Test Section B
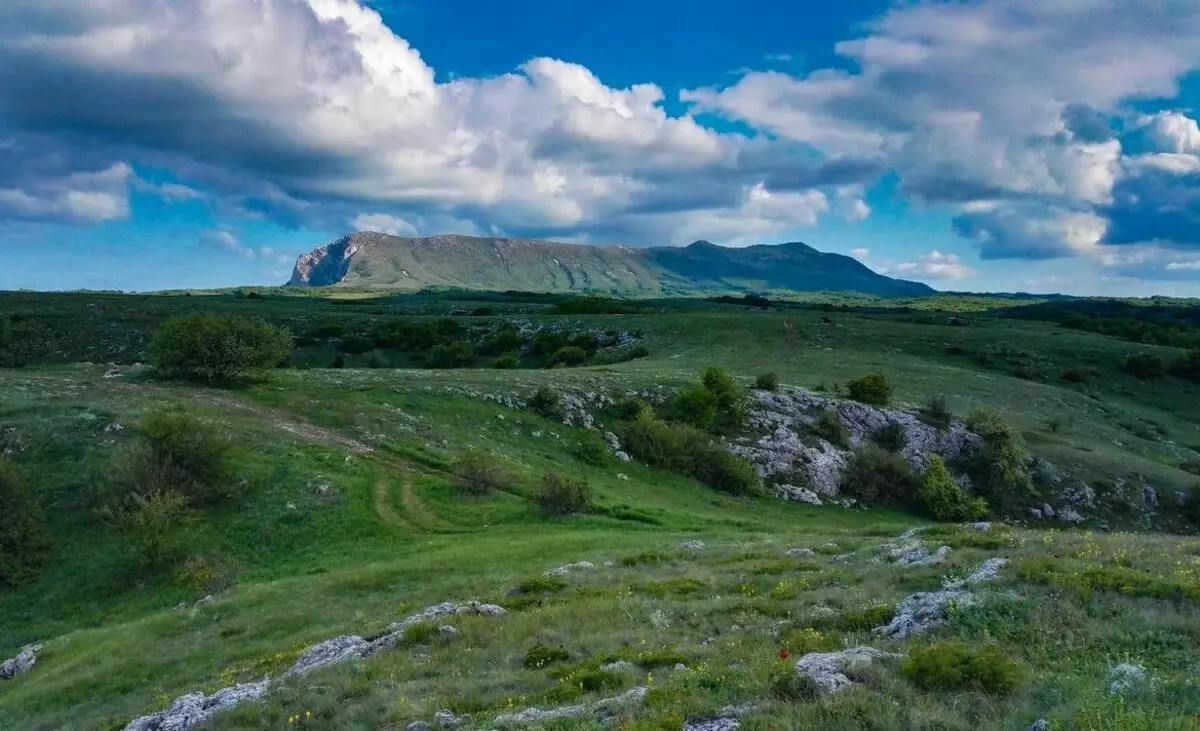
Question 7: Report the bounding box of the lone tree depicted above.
[149,313,292,382]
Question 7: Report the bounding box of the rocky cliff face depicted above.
[288,232,386,286]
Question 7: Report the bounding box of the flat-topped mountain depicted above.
[287,232,934,296]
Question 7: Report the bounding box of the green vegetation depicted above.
[149,313,292,382]
[755,372,780,391]
[846,373,893,406]
[0,462,52,589]
[2,287,1200,730]
[921,456,988,521]
[840,445,920,505]
[533,472,592,516]
[452,453,512,495]
[0,315,54,367]
[900,642,1022,695]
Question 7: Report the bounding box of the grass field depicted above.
[2,290,1200,729]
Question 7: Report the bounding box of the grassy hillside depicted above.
[2,291,1200,729]
[288,234,934,297]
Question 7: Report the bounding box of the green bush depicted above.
[0,315,55,368]
[846,373,892,406]
[667,387,719,431]
[840,444,920,504]
[899,642,1022,695]
[768,666,821,702]
[524,643,570,669]
[755,372,780,391]
[118,410,234,506]
[529,387,565,421]
[0,461,52,589]
[871,422,908,452]
[149,313,292,382]
[964,409,1035,512]
[812,604,895,632]
[478,328,524,357]
[338,334,375,355]
[103,489,191,568]
[549,346,588,367]
[701,366,747,431]
[921,394,953,429]
[493,354,520,369]
[331,354,346,369]
[780,627,841,655]
[620,413,760,496]
[1124,352,1166,380]
[452,453,512,495]
[812,409,849,448]
[534,472,592,516]
[575,432,613,466]
[1171,350,1200,383]
[399,621,444,647]
[921,455,988,521]
[428,342,474,368]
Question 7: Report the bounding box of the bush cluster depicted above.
[846,373,893,406]
[665,367,747,434]
[534,472,592,516]
[871,422,907,452]
[899,642,1022,695]
[812,409,849,448]
[0,461,52,589]
[755,372,780,391]
[964,409,1035,513]
[920,455,988,521]
[0,315,55,368]
[920,394,953,429]
[621,412,760,496]
[1124,352,1166,380]
[840,444,920,504]
[150,314,292,382]
[452,453,512,495]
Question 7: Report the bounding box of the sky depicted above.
[2,1,1200,295]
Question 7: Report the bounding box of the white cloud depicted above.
[849,247,870,261]
[0,161,131,224]
[351,212,418,237]
[890,250,977,280]
[204,229,255,259]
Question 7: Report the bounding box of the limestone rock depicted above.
[434,710,465,728]
[776,484,822,505]
[874,558,1008,639]
[680,540,706,551]
[122,680,269,731]
[493,686,647,727]
[0,643,41,680]
[794,647,897,694]
[286,635,369,677]
[1107,663,1147,695]
[785,548,816,558]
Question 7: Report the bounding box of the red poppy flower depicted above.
[778,649,790,660]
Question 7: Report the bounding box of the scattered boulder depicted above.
[1028,720,1048,731]
[887,540,951,567]
[968,522,992,532]
[685,719,741,731]
[1142,485,1159,509]
[785,548,816,558]
[1107,663,1147,695]
[493,686,647,727]
[680,540,706,551]
[407,723,431,731]
[604,432,632,463]
[434,710,465,728]
[287,635,369,677]
[1059,508,1084,524]
[776,484,822,505]
[0,643,41,680]
[794,647,898,694]
[438,626,459,638]
[103,363,122,379]
[874,558,1008,639]
[600,660,635,674]
[548,561,596,577]
[123,680,269,731]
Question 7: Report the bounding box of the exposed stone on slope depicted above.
[777,483,823,505]
[0,643,41,680]
[493,686,648,727]
[874,558,1008,639]
[547,561,596,577]
[287,635,370,677]
[680,540,706,551]
[785,548,816,558]
[1107,663,1147,695]
[794,647,898,694]
[886,540,951,567]
[730,389,980,496]
[123,680,270,731]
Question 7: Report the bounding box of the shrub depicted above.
[701,366,746,430]
[840,444,920,504]
[492,354,519,369]
[666,387,719,431]
[871,422,908,452]
[118,410,234,505]
[620,413,760,496]
[524,643,570,669]
[478,328,524,357]
[921,394,953,429]
[812,604,895,632]
[0,315,55,367]
[549,345,588,367]
[428,342,474,368]
[331,354,346,369]
[0,461,52,589]
[1170,349,1200,383]
[149,313,292,382]
[575,432,613,466]
[1124,352,1166,380]
[104,489,191,567]
[529,387,565,421]
[338,334,375,355]
[921,455,988,521]
[846,373,892,406]
[780,627,840,655]
[899,642,1022,695]
[768,666,821,702]
[399,621,444,647]
[755,372,780,391]
[516,575,571,595]
[364,352,386,369]
[812,409,849,448]
[964,409,1034,512]
[534,472,592,516]
[452,453,512,495]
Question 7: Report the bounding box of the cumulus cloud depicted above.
[882,251,977,281]
[352,212,418,237]
[204,229,255,259]
[849,247,870,261]
[0,0,862,244]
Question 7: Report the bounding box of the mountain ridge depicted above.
[287,232,935,296]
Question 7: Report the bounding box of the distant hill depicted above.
[286,232,935,297]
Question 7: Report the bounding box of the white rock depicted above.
[494,686,647,727]
[434,709,465,728]
[794,647,898,694]
[1107,663,1147,695]
[874,559,1008,639]
[438,625,459,638]
[968,521,992,532]
[777,484,822,505]
[0,643,41,680]
[680,540,706,551]
[888,540,951,567]
[785,548,816,558]
[122,680,270,731]
[287,635,369,677]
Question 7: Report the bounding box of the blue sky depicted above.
[2,0,1200,294]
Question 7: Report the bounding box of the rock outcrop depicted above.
[0,643,41,680]
[794,647,899,694]
[874,558,1008,639]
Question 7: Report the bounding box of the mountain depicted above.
[287,232,935,296]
